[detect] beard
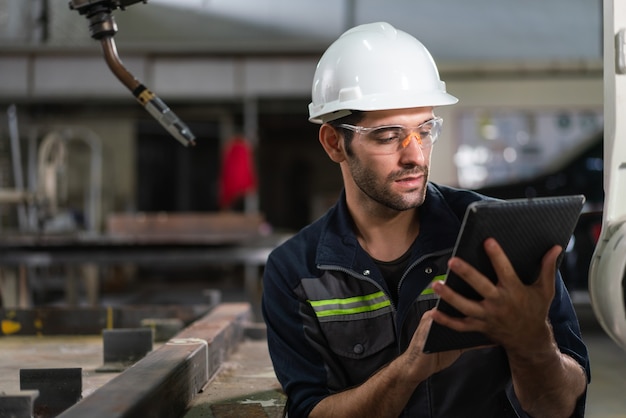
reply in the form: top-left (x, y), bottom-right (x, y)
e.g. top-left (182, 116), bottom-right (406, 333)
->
top-left (347, 156), bottom-right (429, 211)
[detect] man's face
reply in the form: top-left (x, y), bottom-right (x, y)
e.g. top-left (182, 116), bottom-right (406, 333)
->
top-left (342, 107), bottom-right (435, 212)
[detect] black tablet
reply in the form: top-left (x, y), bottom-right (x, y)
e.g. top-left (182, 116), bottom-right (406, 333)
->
top-left (422, 195), bottom-right (585, 353)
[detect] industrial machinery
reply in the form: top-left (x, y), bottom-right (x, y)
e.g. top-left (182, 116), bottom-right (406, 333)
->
top-left (68, 0), bottom-right (196, 147)
top-left (0, 106), bottom-right (102, 234)
top-left (588, 0), bottom-right (626, 352)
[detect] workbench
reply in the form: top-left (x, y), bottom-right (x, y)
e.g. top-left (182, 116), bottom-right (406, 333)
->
top-left (0, 212), bottom-right (289, 310)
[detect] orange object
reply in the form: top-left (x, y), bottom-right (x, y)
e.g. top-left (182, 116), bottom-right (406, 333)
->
top-left (402, 132), bottom-right (422, 148)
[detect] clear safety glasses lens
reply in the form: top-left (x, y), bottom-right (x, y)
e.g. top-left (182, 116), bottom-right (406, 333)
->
top-left (339, 117), bottom-right (443, 155)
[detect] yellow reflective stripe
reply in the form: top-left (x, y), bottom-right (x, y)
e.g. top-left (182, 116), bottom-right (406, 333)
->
top-left (309, 291), bottom-right (385, 307)
top-left (315, 300), bottom-right (391, 317)
top-left (309, 291), bottom-right (390, 318)
top-left (420, 274), bottom-right (447, 295)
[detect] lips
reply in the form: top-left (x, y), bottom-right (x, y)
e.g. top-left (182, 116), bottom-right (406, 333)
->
top-left (395, 174), bottom-right (424, 188)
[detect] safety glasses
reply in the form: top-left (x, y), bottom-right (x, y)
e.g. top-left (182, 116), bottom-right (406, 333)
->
top-left (338, 117), bottom-right (443, 155)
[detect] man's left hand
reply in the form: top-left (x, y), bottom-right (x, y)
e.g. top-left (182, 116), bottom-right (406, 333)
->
top-left (431, 237), bottom-right (562, 352)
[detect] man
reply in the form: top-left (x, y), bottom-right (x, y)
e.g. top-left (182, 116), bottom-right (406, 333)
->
top-left (262, 22), bottom-right (589, 417)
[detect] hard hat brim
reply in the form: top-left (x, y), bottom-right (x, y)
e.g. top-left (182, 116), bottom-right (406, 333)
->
top-left (309, 91), bottom-right (459, 124)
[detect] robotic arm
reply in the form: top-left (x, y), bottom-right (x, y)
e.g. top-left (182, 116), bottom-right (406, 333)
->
top-left (588, 0), bottom-right (626, 351)
top-left (68, 0), bottom-right (196, 147)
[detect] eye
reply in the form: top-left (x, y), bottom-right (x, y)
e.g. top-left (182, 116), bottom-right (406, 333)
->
top-left (418, 128), bottom-right (432, 138)
top-left (371, 127), bottom-right (404, 144)
top-left (418, 121), bottom-right (438, 140)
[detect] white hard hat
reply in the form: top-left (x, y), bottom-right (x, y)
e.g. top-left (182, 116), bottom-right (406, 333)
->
top-left (308, 22), bottom-right (458, 124)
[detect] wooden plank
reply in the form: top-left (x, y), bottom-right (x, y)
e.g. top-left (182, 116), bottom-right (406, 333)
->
top-left (106, 212), bottom-right (265, 240)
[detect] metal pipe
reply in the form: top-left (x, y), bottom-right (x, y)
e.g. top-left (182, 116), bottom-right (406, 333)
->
top-left (7, 105), bottom-right (28, 230)
top-left (100, 36), bottom-right (139, 91)
top-left (99, 36), bottom-right (196, 147)
top-left (68, 1), bottom-right (196, 147)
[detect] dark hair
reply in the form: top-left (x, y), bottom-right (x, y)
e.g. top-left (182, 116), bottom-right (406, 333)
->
top-left (327, 111), bottom-right (364, 155)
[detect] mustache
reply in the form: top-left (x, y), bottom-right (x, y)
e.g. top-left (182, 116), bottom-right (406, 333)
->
top-left (388, 166), bottom-right (428, 181)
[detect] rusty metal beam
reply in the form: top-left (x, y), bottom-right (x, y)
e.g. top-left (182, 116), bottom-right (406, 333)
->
top-left (57, 303), bottom-right (252, 418)
top-left (63, 340), bottom-right (207, 418)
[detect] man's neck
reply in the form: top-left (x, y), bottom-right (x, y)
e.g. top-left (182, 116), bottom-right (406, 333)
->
top-left (350, 204), bottom-right (420, 262)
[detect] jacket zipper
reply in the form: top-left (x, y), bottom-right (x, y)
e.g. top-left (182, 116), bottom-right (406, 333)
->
top-left (396, 248), bottom-right (454, 301)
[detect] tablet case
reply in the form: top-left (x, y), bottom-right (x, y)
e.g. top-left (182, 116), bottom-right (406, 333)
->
top-left (422, 195), bottom-right (585, 353)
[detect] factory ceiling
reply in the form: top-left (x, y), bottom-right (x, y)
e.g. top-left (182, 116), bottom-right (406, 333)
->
top-left (2, 0), bottom-right (603, 63)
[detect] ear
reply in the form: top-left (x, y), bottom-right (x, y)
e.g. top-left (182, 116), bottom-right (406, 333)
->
top-left (319, 124), bottom-right (346, 163)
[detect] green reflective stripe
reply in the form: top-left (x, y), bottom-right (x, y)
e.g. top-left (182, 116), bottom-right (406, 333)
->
top-left (420, 274), bottom-right (447, 295)
top-left (309, 291), bottom-right (385, 307)
top-left (315, 300), bottom-right (391, 317)
top-left (308, 291), bottom-right (390, 318)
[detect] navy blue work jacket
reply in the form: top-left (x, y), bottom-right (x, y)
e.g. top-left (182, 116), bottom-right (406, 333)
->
top-left (262, 182), bottom-right (589, 417)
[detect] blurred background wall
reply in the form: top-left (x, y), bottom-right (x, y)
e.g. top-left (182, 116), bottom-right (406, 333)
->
top-left (0, 0), bottom-right (604, 232)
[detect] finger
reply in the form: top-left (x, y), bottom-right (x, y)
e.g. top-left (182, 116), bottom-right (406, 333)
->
top-left (536, 245), bottom-right (562, 291)
top-left (446, 256), bottom-right (497, 299)
top-left (412, 310), bottom-right (436, 354)
top-left (541, 244), bottom-right (562, 272)
top-left (418, 309), bottom-right (434, 331)
top-left (432, 279), bottom-right (486, 318)
top-left (430, 304), bottom-right (486, 333)
top-left (483, 238), bottom-right (519, 286)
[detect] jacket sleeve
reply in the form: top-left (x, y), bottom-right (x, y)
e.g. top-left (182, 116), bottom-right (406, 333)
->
top-left (262, 250), bottom-right (330, 417)
top-left (546, 271), bottom-right (590, 416)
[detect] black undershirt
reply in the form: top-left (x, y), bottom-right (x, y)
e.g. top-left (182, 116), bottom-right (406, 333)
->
top-left (373, 248), bottom-right (412, 306)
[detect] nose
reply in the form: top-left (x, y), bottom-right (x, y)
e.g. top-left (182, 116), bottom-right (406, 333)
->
top-left (401, 132), bottom-right (422, 149)
top-left (399, 132), bottom-right (426, 164)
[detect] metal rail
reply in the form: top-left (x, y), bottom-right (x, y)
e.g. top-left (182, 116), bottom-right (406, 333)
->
top-left (57, 303), bottom-right (252, 418)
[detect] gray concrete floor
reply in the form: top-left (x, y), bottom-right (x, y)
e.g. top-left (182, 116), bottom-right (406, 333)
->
top-left (151, 281), bottom-right (626, 416)
top-left (1, 309), bottom-right (623, 417)
top-left (0, 335), bottom-right (120, 399)
top-left (191, 300), bottom-right (626, 417)
top-left (576, 303), bottom-right (626, 417)
top-left (184, 339), bottom-right (286, 418)
top-left (1, 275), bottom-right (625, 417)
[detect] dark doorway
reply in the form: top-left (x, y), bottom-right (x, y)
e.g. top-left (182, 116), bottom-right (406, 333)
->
top-left (136, 119), bottom-right (220, 212)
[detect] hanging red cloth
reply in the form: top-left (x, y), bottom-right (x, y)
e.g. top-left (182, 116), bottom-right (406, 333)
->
top-left (218, 135), bottom-right (257, 210)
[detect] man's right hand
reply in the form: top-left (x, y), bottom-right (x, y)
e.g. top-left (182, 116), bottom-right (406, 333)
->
top-left (401, 309), bottom-right (465, 381)
top-left (309, 309), bottom-right (465, 418)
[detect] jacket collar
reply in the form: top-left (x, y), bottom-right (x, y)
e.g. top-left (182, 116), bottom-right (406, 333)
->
top-left (316, 183), bottom-right (464, 270)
